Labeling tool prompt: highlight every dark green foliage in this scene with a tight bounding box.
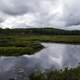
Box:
[0,28,80,35]
[29,66,80,80]
[30,72,46,80]
[0,47,42,56]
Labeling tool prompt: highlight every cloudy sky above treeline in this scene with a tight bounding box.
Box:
[0,0,80,29]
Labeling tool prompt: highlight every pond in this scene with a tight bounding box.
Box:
[0,43,80,79]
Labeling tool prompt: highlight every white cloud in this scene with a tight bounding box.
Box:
[1,14,36,28]
[0,0,80,29]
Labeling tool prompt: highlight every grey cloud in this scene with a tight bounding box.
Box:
[0,0,80,29]
[0,0,53,15]
[0,0,31,15]
[0,0,60,27]
[63,0,80,26]
[0,12,7,23]
[0,17,5,23]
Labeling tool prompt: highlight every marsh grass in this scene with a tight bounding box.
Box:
[0,35,80,56]
[29,66,80,80]
[0,28,80,56]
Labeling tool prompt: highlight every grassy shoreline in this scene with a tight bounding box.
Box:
[0,28,80,56]
[0,35,80,56]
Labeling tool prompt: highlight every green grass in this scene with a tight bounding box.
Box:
[0,46,42,56]
[0,35,80,56]
[3,35,80,43]
[0,36,44,56]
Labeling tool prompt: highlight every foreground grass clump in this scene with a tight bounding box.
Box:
[9,66,80,80]
[29,67,80,80]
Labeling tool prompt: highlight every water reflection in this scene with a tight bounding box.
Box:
[0,43,80,79]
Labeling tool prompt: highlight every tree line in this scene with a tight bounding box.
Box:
[0,28,80,35]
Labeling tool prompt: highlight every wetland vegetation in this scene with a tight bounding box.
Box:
[0,28,80,56]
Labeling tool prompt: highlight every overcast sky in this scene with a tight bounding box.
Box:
[0,0,80,29]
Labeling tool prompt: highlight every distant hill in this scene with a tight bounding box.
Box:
[0,28,80,35]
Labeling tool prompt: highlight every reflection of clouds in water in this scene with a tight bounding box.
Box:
[63,45,80,68]
[0,57,16,72]
[29,43,66,68]
[24,43,80,69]
[0,43,80,79]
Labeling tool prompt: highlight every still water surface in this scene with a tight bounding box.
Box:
[0,43,80,79]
